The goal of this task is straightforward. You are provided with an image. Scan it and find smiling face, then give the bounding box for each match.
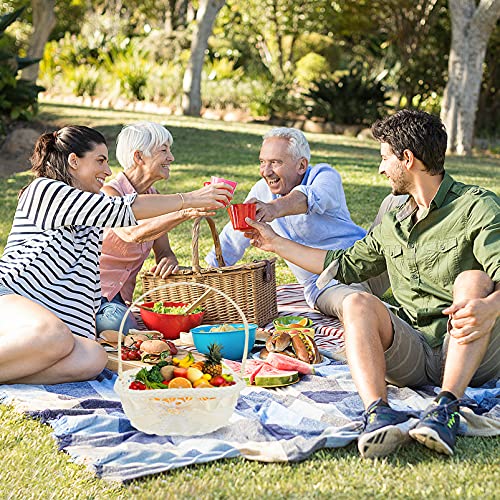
[69,143,111,193]
[259,138,307,195]
[141,142,174,182]
[378,142,412,196]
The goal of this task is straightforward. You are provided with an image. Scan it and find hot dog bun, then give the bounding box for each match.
[265,331,292,352]
[290,331,322,364]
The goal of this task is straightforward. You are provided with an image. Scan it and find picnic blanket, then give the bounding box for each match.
[0,284,499,482]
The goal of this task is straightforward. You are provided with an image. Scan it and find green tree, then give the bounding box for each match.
[0,6,44,133]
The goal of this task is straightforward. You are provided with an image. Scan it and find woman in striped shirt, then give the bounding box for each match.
[0,126,231,385]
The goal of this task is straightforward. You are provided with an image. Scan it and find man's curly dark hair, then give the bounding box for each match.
[372,110,447,176]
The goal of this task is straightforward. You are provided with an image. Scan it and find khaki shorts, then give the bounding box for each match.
[316,284,499,387]
[385,310,500,387]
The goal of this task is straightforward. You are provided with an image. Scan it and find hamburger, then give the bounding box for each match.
[260,329,321,364]
[139,339,177,364]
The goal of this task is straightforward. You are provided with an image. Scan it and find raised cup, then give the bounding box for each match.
[227,202,256,231]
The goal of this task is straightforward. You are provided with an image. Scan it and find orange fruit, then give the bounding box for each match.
[298,318,309,327]
[168,377,193,389]
[193,380,213,388]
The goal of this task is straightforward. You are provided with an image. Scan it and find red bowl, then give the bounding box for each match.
[139,301,205,340]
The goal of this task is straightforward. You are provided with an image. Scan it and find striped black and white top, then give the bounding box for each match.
[0,177,138,338]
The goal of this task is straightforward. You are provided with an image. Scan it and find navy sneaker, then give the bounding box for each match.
[410,399,460,456]
[358,399,411,459]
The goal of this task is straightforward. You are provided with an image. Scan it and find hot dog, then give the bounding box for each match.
[262,330,321,364]
[291,331,321,364]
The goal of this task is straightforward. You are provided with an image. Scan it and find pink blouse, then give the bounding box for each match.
[100,173,157,303]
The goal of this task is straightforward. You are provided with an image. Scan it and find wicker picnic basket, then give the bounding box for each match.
[140,216,278,326]
[114,282,249,436]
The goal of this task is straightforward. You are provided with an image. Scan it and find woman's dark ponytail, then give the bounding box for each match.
[29,125,107,185]
[20,125,107,197]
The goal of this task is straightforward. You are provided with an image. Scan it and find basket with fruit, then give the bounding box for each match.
[114,282,250,436]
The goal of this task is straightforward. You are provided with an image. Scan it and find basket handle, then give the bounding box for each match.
[191,216,226,272]
[117,281,249,379]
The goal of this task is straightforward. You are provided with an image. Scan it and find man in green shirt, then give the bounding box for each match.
[244,110,500,459]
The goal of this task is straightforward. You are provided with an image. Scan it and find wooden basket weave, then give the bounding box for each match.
[140,216,278,326]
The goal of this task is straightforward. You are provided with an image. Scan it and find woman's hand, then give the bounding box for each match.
[180,207,216,219]
[151,255,179,278]
[187,182,233,209]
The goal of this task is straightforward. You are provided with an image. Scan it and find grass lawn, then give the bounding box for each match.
[0,102,498,498]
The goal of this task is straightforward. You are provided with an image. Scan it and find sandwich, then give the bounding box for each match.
[260,329,321,364]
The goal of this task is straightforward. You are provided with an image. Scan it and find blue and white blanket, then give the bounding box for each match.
[1,363,499,482]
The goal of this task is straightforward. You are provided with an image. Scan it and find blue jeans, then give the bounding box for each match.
[96,294,139,334]
[0,284,15,296]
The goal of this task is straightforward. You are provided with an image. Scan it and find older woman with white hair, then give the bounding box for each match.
[96,121,215,334]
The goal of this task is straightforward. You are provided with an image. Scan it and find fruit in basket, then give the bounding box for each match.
[160,365,175,382]
[168,377,193,389]
[173,366,188,378]
[186,367,204,383]
[202,343,223,377]
[193,379,213,388]
[173,352,195,368]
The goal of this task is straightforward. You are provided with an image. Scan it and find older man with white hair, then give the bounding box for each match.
[206,127,403,318]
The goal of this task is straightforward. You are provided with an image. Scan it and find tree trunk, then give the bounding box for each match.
[22,0,56,82]
[182,0,225,116]
[441,0,500,155]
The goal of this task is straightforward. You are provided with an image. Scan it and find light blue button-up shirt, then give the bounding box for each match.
[206,163,366,307]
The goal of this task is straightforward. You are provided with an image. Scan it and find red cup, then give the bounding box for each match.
[227,203,256,231]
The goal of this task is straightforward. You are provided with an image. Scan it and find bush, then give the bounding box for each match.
[294,53,330,88]
[0,7,44,134]
[249,79,304,119]
[305,64,390,125]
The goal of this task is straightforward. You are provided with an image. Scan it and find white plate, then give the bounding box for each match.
[251,351,330,367]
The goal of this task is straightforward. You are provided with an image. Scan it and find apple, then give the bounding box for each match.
[173,366,188,378]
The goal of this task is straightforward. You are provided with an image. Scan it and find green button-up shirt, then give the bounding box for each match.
[324,173,500,347]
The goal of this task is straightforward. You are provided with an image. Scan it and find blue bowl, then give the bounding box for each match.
[190,323,257,361]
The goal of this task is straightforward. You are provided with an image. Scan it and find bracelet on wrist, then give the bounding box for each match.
[177,192,185,210]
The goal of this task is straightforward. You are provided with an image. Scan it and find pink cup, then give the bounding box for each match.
[204,177,237,206]
[210,176,238,194]
[227,203,256,231]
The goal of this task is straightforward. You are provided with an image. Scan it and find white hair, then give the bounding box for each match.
[263,127,311,162]
[116,121,173,170]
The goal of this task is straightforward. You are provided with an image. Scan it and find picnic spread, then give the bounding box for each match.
[0,283,499,482]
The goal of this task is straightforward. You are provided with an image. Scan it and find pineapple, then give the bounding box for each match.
[203,343,223,377]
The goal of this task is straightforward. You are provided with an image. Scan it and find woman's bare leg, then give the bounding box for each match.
[0,294,107,384]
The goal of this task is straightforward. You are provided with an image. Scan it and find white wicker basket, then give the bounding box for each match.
[114,282,248,436]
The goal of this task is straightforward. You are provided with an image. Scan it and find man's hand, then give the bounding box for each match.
[443,298,498,344]
[247,198,278,223]
[151,255,179,278]
[243,218,281,252]
[243,218,327,274]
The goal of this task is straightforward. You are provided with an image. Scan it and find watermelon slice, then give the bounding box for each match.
[266,352,315,375]
[224,358,302,386]
[253,364,299,387]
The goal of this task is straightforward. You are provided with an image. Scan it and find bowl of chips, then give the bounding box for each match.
[190,323,257,360]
